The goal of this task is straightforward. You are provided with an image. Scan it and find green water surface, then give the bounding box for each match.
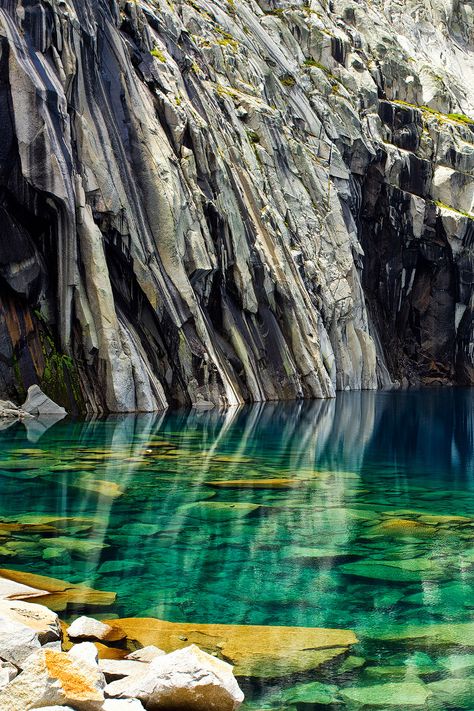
[1,388,474,709]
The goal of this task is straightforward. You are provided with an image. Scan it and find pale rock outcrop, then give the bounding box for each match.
[105,644,244,710]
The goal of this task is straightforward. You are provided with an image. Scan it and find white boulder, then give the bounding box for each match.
[67,616,125,642]
[105,644,244,710]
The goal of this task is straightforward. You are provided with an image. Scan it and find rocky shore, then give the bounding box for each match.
[0,599,244,711]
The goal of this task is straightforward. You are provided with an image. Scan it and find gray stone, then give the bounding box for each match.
[22,386,67,417]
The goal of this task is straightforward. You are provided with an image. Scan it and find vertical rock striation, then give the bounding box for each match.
[0,0,472,412]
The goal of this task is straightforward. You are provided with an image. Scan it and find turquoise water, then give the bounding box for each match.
[1,388,474,708]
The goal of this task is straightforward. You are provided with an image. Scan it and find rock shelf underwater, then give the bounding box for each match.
[0,388,473,708]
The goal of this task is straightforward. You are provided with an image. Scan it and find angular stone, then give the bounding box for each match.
[428,678,474,708]
[105,644,244,710]
[68,617,125,643]
[39,537,108,559]
[105,618,357,678]
[369,518,439,537]
[22,385,67,417]
[281,681,339,705]
[371,622,474,647]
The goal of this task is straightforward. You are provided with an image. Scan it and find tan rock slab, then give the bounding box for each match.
[105,618,358,678]
[205,478,305,489]
[0,569,116,612]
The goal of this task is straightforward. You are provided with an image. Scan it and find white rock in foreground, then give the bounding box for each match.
[0,599,60,644]
[0,648,105,711]
[67,616,124,642]
[105,644,244,710]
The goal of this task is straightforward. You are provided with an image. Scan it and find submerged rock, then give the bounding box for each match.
[105,644,244,711]
[341,681,431,706]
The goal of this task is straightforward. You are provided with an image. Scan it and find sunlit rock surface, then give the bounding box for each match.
[0,0,472,412]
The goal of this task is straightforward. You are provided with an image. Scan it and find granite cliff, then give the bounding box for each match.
[0,0,472,413]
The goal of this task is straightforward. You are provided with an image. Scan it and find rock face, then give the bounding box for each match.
[0,0,472,413]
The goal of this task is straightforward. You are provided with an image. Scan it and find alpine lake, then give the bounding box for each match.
[1,388,474,710]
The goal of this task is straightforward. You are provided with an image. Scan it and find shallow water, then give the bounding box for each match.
[1,388,474,708]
